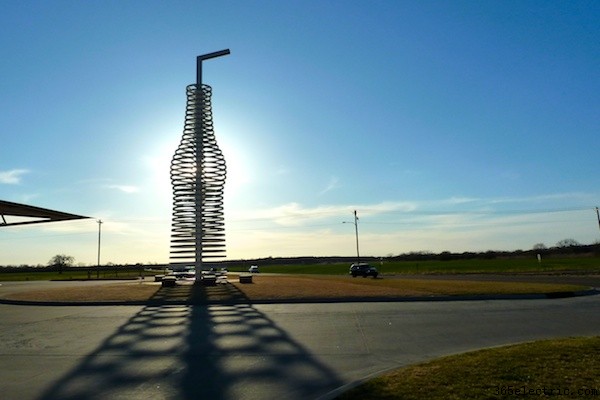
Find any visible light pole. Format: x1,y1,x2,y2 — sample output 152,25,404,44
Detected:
343,210,360,264
97,219,102,279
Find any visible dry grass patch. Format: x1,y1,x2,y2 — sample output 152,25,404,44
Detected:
0,275,588,303
232,275,429,300
231,275,586,300
5,283,160,302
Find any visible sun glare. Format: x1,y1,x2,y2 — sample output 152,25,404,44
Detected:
219,135,253,196
142,137,178,202
141,125,255,205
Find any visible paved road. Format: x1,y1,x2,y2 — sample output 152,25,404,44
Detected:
0,292,599,400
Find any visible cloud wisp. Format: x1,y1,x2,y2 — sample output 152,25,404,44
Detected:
228,200,419,227
225,205,596,259
318,176,340,196
0,169,29,184
105,184,140,194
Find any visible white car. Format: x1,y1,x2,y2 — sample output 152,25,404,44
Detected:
248,265,260,273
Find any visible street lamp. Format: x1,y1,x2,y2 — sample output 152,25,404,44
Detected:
97,219,102,279
343,210,360,264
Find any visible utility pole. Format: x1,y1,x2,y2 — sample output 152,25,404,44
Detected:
596,207,600,235
343,210,360,264
97,219,102,279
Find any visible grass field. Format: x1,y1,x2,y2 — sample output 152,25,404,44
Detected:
336,336,600,400
226,257,600,275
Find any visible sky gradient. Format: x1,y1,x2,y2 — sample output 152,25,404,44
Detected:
1,0,598,266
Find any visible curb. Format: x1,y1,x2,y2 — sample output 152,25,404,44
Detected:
0,288,597,307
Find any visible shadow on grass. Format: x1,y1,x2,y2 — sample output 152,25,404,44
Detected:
148,279,252,305
38,282,342,399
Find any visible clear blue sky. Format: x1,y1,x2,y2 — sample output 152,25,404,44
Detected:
1,0,598,266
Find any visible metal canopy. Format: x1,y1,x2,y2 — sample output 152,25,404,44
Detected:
0,200,90,227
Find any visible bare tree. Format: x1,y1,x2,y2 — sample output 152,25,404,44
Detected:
48,254,75,274
555,238,580,248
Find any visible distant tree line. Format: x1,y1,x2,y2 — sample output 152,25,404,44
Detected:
389,240,599,262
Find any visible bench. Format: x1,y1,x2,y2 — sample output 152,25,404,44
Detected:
239,274,253,284
201,274,217,286
161,276,177,287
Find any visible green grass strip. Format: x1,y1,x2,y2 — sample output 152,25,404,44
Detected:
337,336,600,399
227,257,600,275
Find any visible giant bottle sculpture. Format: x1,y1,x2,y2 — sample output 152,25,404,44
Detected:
169,50,230,279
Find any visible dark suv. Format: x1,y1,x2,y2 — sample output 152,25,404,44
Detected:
349,263,379,278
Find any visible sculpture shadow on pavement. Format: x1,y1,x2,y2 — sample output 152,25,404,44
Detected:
37,283,343,399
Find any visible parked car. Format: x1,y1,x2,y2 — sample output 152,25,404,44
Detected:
173,267,196,279
349,263,378,278
248,265,260,273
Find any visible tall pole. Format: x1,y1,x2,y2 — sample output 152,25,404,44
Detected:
343,210,360,264
97,219,102,279
353,210,360,264
596,207,600,234
194,49,230,275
